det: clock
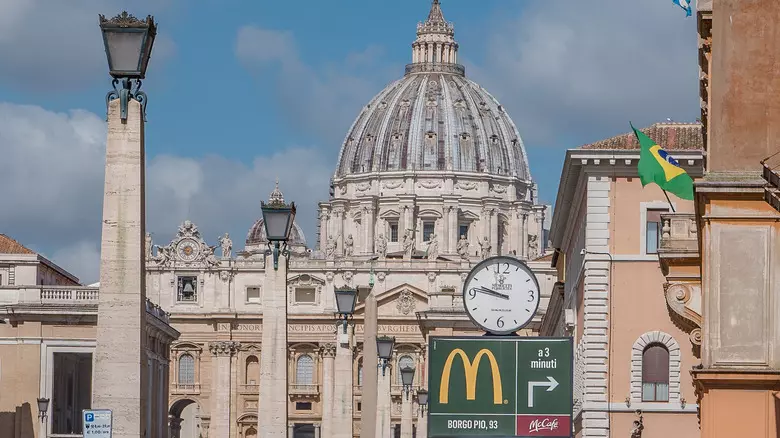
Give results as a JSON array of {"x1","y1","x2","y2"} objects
[
  {"x1": 176, "y1": 239, "x2": 200, "y2": 262},
  {"x1": 462, "y1": 255, "x2": 541, "y2": 335}
]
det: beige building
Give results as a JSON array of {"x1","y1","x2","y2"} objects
[
  {"x1": 0, "y1": 234, "x2": 180, "y2": 438},
  {"x1": 541, "y1": 123, "x2": 705, "y2": 438}
]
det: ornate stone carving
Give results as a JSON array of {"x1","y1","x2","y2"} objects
[
  {"x1": 427, "y1": 272, "x2": 437, "y2": 283},
  {"x1": 527, "y1": 234, "x2": 539, "y2": 259},
  {"x1": 345, "y1": 234, "x2": 354, "y2": 256},
  {"x1": 455, "y1": 181, "x2": 477, "y2": 191},
  {"x1": 402, "y1": 231, "x2": 415, "y2": 260},
  {"x1": 152, "y1": 220, "x2": 219, "y2": 268},
  {"x1": 479, "y1": 236, "x2": 491, "y2": 259},
  {"x1": 209, "y1": 341, "x2": 240, "y2": 356},
  {"x1": 320, "y1": 343, "x2": 337, "y2": 358},
  {"x1": 382, "y1": 180, "x2": 403, "y2": 190},
  {"x1": 663, "y1": 282, "x2": 703, "y2": 349},
  {"x1": 396, "y1": 289, "x2": 416, "y2": 315},
  {"x1": 427, "y1": 233, "x2": 439, "y2": 260},
  {"x1": 219, "y1": 270, "x2": 235, "y2": 282},
  {"x1": 145, "y1": 232, "x2": 153, "y2": 260},
  {"x1": 356, "y1": 182, "x2": 371, "y2": 192},
  {"x1": 325, "y1": 236, "x2": 337, "y2": 260},
  {"x1": 417, "y1": 180, "x2": 442, "y2": 189},
  {"x1": 376, "y1": 272, "x2": 386, "y2": 282},
  {"x1": 325, "y1": 272, "x2": 335, "y2": 282},
  {"x1": 342, "y1": 271, "x2": 354, "y2": 285},
  {"x1": 456, "y1": 235, "x2": 469, "y2": 260},
  {"x1": 375, "y1": 234, "x2": 388, "y2": 259},
  {"x1": 489, "y1": 183, "x2": 507, "y2": 194}
]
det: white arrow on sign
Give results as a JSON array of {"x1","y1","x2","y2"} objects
[{"x1": 527, "y1": 376, "x2": 559, "y2": 407}]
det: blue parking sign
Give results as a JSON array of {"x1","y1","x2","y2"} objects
[{"x1": 82, "y1": 409, "x2": 112, "y2": 437}]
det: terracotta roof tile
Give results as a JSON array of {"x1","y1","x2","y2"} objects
[
  {"x1": 0, "y1": 234, "x2": 35, "y2": 255},
  {"x1": 580, "y1": 122, "x2": 704, "y2": 151}
]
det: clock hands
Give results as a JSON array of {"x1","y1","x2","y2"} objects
[{"x1": 468, "y1": 286, "x2": 510, "y2": 300}]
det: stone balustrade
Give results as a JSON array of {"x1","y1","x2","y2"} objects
[
  {"x1": 659, "y1": 212, "x2": 699, "y2": 258},
  {"x1": 289, "y1": 383, "x2": 320, "y2": 396},
  {"x1": 172, "y1": 383, "x2": 201, "y2": 395}
]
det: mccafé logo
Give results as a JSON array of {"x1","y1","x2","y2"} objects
[
  {"x1": 439, "y1": 348, "x2": 503, "y2": 404},
  {"x1": 528, "y1": 418, "x2": 559, "y2": 434}
]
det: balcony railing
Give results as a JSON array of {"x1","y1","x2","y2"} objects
[
  {"x1": 172, "y1": 383, "x2": 201, "y2": 394},
  {"x1": 0, "y1": 286, "x2": 101, "y2": 305},
  {"x1": 240, "y1": 383, "x2": 259, "y2": 394},
  {"x1": 659, "y1": 213, "x2": 698, "y2": 257},
  {"x1": 289, "y1": 384, "x2": 320, "y2": 396}
]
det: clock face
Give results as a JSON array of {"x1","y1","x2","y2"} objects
[
  {"x1": 176, "y1": 239, "x2": 200, "y2": 262},
  {"x1": 462, "y1": 256, "x2": 541, "y2": 335}
]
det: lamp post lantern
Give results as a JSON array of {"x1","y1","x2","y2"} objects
[
  {"x1": 376, "y1": 336, "x2": 395, "y2": 376},
  {"x1": 334, "y1": 287, "x2": 358, "y2": 334},
  {"x1": 99, "y1": 11, "x2": 156, "y2": 121},
  {"x1": 260, "y1": 197, "x2": 297, "y2": 270},
  {"x1": 416, "y1": 389, "x2": 428, "y2": 413},
  {"x1": 400, "y1": 366, "x2": 415, "y2": 399},
  {"x1": 37, "y1": 397, "x2": 49, "y2": 437}
]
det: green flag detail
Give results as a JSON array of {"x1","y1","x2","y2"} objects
[{"x1": 631, "y1": 123, "x2": 694, "y2": 200}]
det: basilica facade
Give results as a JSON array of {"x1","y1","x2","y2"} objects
[{"x1": 149, "y1": 3, "x2": 554, "y2": 438}]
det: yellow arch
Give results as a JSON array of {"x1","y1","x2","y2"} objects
[{"x1": 439, "y1": 348, "x2": 503, "y2": 404}]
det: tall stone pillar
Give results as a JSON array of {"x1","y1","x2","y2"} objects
[
  {"x1": 92, "y1": 97, "x2": 148, "y2": 438},
  {"x1": 210, "y1": 341, "x2": 238, "y2": 437},
  {"x1": 375, "y1": 364, "x2": 392, "y2": 438},
  {"x1": 520, "y1": 214, "x2": 528, "y2": 259},
  {"x1": 288, "y1": 423, "x2": 294, "y2": 438},
  {"x1": 332, "y1": 331, "x2": 353, "y2": 438},
  {"x1": 314, "y1": 422, "x2": 321, "y2": 438},
  {"x1": 417, "y1": 409, "x2": 427, "y2": 438},
  {"x1": 319, "y1": 208, "x2": 329, "y2": 252},
  {"x1": 360, "y1": 292, "x2": 379, "y2": 438},
  {"x1": 448, "y1": 205, "x2": 458, "y2": 253},
  {"x1": 364, "y1": 205, "x2": 375, "y2": 255},
  {"x1": 258, "y1": 252, "x2": 289, "y2": 438},
  {"x1": 320, "y1": 344, "x2": 336, "y2": 438},
  {"x1": 489, "y1": 208, "x2": 498, "y2": 256},
  {"x1": 400, "y1": 393, "x2": 413, "y2": 438}
]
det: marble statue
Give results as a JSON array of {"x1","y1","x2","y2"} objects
[
  {"x1": 145, "y1": 233, "x2": 153, "y2": 259},
  {"x1": 219, "y1": 233, "x2": 232, "y2": 259},
  {"x1": 457, "y1": 235, "x2": 470, "y2": 260},
  {"x1": 427, "y1": 234, "x2": 439, "y2": 260},
  {"x1": 528, "y1": 234, "x2": 538, "y2": 259},
  {"x1": 402, "y1": 231, "x2": 415, "y2": 259},
  {"x1": 345, "y1": 234, "x2": 354, "y2": 256},
  {"x1": 375, "y1": 234, "x2": 388, "y2": 259},
  {"x1": 325, "y1": 236, "x2": 337, "y2": 259},
  {"x1": 479, "y1": 236, "x2": 491, "y2": 259}
]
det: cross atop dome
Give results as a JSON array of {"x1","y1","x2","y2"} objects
[
  {"x1": 409, "y1": 0, "x2": 461, "y2": 74},
  {"x1": 268, "y1": 177, "x2": 285, "y2": 204}
]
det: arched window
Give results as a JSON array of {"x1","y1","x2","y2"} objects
[
  {"x1": 357, "y1": 358, "x2": 363, "y2": 386},
  {"x1": 397, "y1": 355, "x2": 415, "y2": 385},
  {"x1": 245, "y1": 355, "x2": 260, "y2": 385},
  {"x1": 642, "y1": 344, "x2": 669, "y2": 401},
  {"x1": 296, "y1": 354, "x2": 314, "y2": 385},
  {"x1": 178, "y1": 354, "x2": 195, "y2": 385},
  {"x1": 246, "y1": 427, "x2": 257, "y2": 438}
]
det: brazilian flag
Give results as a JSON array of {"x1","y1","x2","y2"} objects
[{"x1": 631, "y1": 123, "x2": 694, "y2": 200}]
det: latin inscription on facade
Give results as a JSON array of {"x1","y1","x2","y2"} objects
[{"x1": 215, "y1": 322, "x2": 420, "y2": 334}]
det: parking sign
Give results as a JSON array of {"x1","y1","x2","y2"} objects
[{"x1": 82, "y1": 409, "x2": 112, "y2": 437}]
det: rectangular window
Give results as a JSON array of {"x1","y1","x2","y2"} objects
[
  {"x1": 459, "y1": 224, "x2": 469, "y2": 239},
  {"x1": 51, "y1": 352, "x2": 92, "y2": 435},
  {"x1": 295, "y1": 287, "x2": 316, "y2": 303},
  {"x1": 423, "y1": 221, "x2": 435, "y2": 242},
  {"x1": 177, "y1": 276, "x2": 198, "y2": 302},
  {"x1": 357, "y1": 402, "x2": 362, "y2": 412},
  {"x1": 296, "y1": 402, "x2": 312, "y2": 411},
  {"x1": 389, "y1": 222, "x2": 399, "y2": 242},
  {"x1": 246, "y1": 287, "x2": 261, "y2": 303},
  {"x1": 645, "y1": 209, "x2": 666, "y2": 254}
]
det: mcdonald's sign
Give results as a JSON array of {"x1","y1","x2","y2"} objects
[{"x1": 439, "y1": 348, "x2": 503, "y2": 404}]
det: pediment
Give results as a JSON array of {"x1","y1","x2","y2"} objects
[
  {"x1": 379, "y1": 209, "x2": 401, "y2": 219},
  {"x1": 355, "y1": 284, "x2": 428, "y2": 317},
  {"x1": 418, "y1": 209, "x2": 443, "y2": 218},
  {"x1": 459, "y1": 209, "x2": 480, "y2": 220},
  {"x1": 288, "y1": 274, "x2": 325, "y2": 286}
]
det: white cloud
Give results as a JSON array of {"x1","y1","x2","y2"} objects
[
  {"x1": 0, "y1": 0, "x2": 176, "y2": 90},
  {"x1": 235, "y1": 25, "x2": 397, "y2": 147},
  {"x1": 467, "y1": 0, "x2": 700, "y2": 147},
  {"x1": 0, "y1": 102, "x2": 332, "y2": 284}
]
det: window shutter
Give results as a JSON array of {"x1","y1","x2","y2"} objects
[{"x1": 642, "y1": 345, "x2": 669, "y2": 384}]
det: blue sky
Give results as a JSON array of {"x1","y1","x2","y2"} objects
[{"x1": 0, "y1": 0, "x2": 700, "y2": 282}]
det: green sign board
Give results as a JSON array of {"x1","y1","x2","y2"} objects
[{"x1": 428, "y1": 336, "x2": 573, "y2": 438}]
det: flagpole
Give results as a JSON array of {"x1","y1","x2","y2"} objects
[{"x1": 662, "y1": 190, "x2": 677, "y2": 212}]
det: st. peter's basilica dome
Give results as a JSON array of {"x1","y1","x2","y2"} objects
[{"x1": 334, "y1": 0, "x2": 530, "y2": 180}]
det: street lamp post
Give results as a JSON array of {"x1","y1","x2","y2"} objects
[
  {"x1": 334, "y1": 287, "x2": 358, "y2": 334},
  {"x1": 416, "y1": 389, "x2": 428, "y2": 413},
  {"x1": 37, "y1": 397, "x2": 49, "y2": 437},
  {"x1": 377, "y1": 336, "x2": 396, "y2": 376},
  {"x1": 261, "y1": 197, "x2": 297, "y2": 270},
  {"x1": 99, "y1": 11, "x2": 156, "y2": 121},
  {"x1": 400, "y1": 366, "x2": 415, "y2": 399},
  {"x1": 93, "y1": 10, "x2": 157, "y2": 438}
]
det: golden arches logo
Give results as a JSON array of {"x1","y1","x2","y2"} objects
[{"x1": 439, "y1": 348, "x2": 503, "y2": 404}]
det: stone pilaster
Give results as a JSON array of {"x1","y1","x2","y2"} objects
[
  {"x1": 319, "y1": 207, "x2": 330, "y2": 252},
  {"x1": 288, "y1": 423, "x2": 294, "y2": 438},
  {"x1": 400, "y1": 393, "x2": 413, "y2": 438},
  {"x1": 364, "y1": 205, "x2": 375, "y2": 255},
  {"x1": 334, "y1": 209, "x2": 345, "y2": 256},
  {"x1": 417, "y1": 408, "x2": 427, "y2": 438},
  {"x1": 314, "y1": 422, "x2": 321, "y2": 438},
  {"x1": 376, "y1": 363, "x2": 392, "y2": 438},
  {"x1": 320, "y1": 343, "x2": 336, "y2": 438},
  {"x1": 489, "y1": 208, "x2": 498, "y2": 256},
  {"x1": 521, "y1": 213, "x2": 528, "y2": 259},
  {"x1": 210, "y1": 341, "x2": 239, "y2": 438},
  {"x1": 332, "y1": 332, "x2": 353, "y2": 438},
  {"x1": 258, "y1": 252, "x2": 289, "y2": 438},
  {"x1": 92, "y1": 97, "x2": 148, "y2": 438}
]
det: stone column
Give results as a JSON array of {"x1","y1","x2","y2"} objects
[
  {"x1": 320, "y1": 344, "x2": 336, "y2": 438},
  {"x1": 314, "y1": 422, "x2": 321, "y2": 438},
  {"x1": 365, "y1": 206, "x2": 375, "y2": 255},
  {"x1": 400, "y1": 392, "x2": 413, "y2": 438},
  {"x1": 210, "y1": 341, "x2": 238, "y2": 438},
  {"x1": 335, "y1": 209, "x2": 345, "y2": 256},
  {"x1": 319, "y1": 209, "x2": 329, "y2": 252},
  {"x1": 92, "y1": 97, "x2": 148, "y2": 438},
  {"x1": 521, "y1": 214, "x2": 528, "y2": 259},
  {"x1": 332, "y1": 330, "x2": 353, "y2": 438},
  {"x1": 489, "y1": 208, "x2": 498, "y2": 256},
  {"x1": 258, "y1": 252, "x2": 289, "y2": 438},
  {"x1": 169, "y1": 416, "x2": 182, "y2": 438},
  {"x1": 360, "y1": 290, "x2": 379, "y2": 438},
  {"x1": 376, "y1": 363, "x2": 392, "y2": 438},
  {"x1": 449, "y1": 206, "x2": 458, "y2": 254},
  {"x1": 288, "y1": 423, "x2": 294, "y2": 438}
]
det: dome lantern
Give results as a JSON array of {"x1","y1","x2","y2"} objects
[{"x1": 409, "y1": 0, "x2": 462, "y2": 75}]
